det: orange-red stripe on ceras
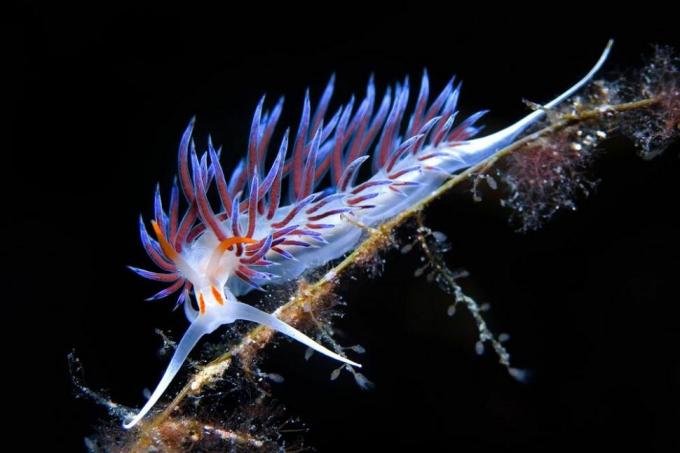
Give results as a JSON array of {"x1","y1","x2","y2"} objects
[{"x1": 150, "y1": 220, "x2": 179, "y2": 261}]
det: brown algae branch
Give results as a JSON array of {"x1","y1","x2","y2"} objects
[
  {"x1": 128, "y1": 96, "x2": 658, "y2": 449},
  {"x1": 472, "y1": 97, "x2": 659, "y2": 175},
  {"x1": 412, "y1": 212, "x2": 522, "y2": 379}
]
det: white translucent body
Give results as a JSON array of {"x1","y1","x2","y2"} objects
[{"x1": 124, "y1": 42, "x2": 611, "y2": 429}]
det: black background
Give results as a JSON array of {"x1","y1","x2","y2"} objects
[{"x1": 5, "y1": 3, "x2": 679, "y2": 452}]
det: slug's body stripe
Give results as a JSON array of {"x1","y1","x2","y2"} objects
[
  {"x1": 198, "y1": 293, "x2": 206, "y2": 314},
  {"x1": 124, "y1": 42, "x2": 613, "y2": 429},
  {"x1": 211, "y1": 286, "x2": 225, "y2": 304}
]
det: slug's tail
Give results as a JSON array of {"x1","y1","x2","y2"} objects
[
  {"x1": 123, "y1": 320, "x2": 207, "y2": 429},
  {"x1": 226, "y1": 300, "x2": 361, "y2": 368},
  {"x1": 454, "y1": 40, "x2": 614, "y2": 164}
]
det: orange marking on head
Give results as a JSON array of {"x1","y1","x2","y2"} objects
[
  {"x1": 217, "y1": 236, "x2": 257, "y2": 253},
  {"x1": 151, "y1": 220, "x2": 179, "y2": 261},
  {"x1": 211, "y1": 286, "x2": 224, "y2": 305},
  {"x1": 198, "y1": 292, "x2": 206, "y2": 314}
]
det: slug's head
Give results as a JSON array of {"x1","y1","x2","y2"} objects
[{"x1": 148, "y1": 219, "x2": 257, "y2": 312}]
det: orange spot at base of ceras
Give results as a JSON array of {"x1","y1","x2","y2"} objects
[
  {"x1": 211, "y1": 286, "x2": 224, "y2": 305},
  {"x1": 216, "y1": 236, "x2": 258, "y2": 253},
  {"x1": 198, "y1": 292, "x2": 206, "y2": 314},
  {"x1": 150, "y1": 220, "x2": 179, "y2": 261}
]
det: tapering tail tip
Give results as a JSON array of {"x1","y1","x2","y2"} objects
[
  {"x1": 543, "y1": 38, "x2": 613, "y2": 110},
  {"x1": 453, "y1": 39, "x2": 615, "y2": 164}
]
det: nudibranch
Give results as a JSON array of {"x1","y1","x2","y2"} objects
[{"x1": 123, "y1": 42, "x2": 612, "y2": 428}]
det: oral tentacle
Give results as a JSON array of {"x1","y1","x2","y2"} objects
[
  {"x1": 123, "y1": 318, "x2": 210, "y2": 429},
  {"x1": 225, "y1": 300, "x2": 361, "y2": 368}
]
